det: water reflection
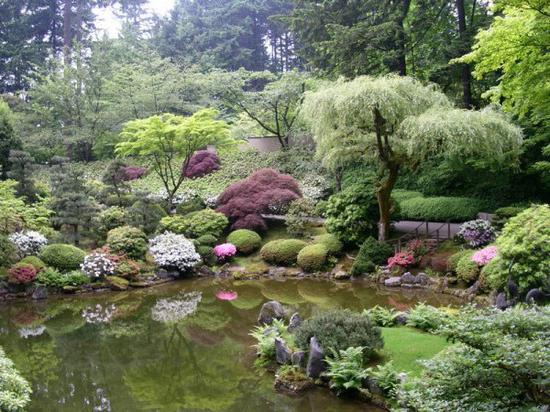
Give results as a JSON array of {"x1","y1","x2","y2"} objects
[{"x1": 0, "y1": 278, "x2": 461, "y2": 411}]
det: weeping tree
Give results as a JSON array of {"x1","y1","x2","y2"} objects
[
  {"x1": 116, "y1": 109, "x2": 234, "y2": 207},
  {"x1": 302, "y1": 75, "x2": 523, "y2": 241}
]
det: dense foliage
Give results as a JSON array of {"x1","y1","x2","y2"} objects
[
  {"x1": 259, "y1": 239, "x2": 307, "y2": 265},
  {"x1": 400, "y1": 197, "x2": 487, "y2": 222},
  {"x1": 40, "y1": 244, "x2": 86, "y2": 272},
  {"x1": 226, "y1": 229, "x2": 261, "y2": 255},
  {"x1": 184, "y1": 150, "x2": 220, "y2": 178},
  {"x1": 0, "y1": 346, "x2": 31, "y2": 411},
  {"x1": 297, "y1": 244, "x2": 328, "y2": 272},
  {"x1": 106, "y1": 226, "x2": 148, "y2": 260},
  {"x1": 149, "y1": 232, "x2": 201, "y2": 271},
  {"x1": 350, "y1": 237, "x2": 394, "y2": 276}
]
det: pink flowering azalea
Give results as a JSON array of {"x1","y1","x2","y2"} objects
[
  {"x1": 216, "y1": 290, "x2": 238, "y2": 301},
  {"x1": 471, "y1": 245, "x2": 498, "y2": 266},
  {"x1": 213, "y1": 243, "x2": 237, "y2": 262},
  {"x1": 387, "y1": 251, "x2": 415, "y2": 269}
]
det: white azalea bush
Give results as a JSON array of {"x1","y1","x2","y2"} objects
[
  {"x1": 8, "y1": 230, "x2": 47, "y2": 257},
  {"x1": 149, "y1": 232, "x2": 201, "y2": 271},
  {"x1": 81, "y1": 252, "x2": 116, "y2": 279}
]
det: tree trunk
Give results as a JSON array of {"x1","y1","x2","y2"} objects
[
  {"x1": 376, "y1": 163, "x2": 399, "y2": 242},
  {"x1": 456, "y1": 0, "x2": 472, "y2": 108},
  {"x1": 395, "y1": 0, "x2": 412, "y2": 76},
  {"x1": 63, "y1": 0, "x2": 72, "y2": 65}
]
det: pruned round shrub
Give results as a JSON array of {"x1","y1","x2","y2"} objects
[
  {"x1": 149, "y1": 232, "x2": 201, "y2": 271},
  {"x1": 495, "y1": 204, "x2": 550, "y2": 291},
  {"x1": 81, "y1": 252, "x2": 117, "y2": 279},
  {"x1": 8, "y1": 263, "x2": 37, "y2": 285},
  {"x1": 295, "y1": 309, "x2": 383, "y2": 360},
  {"x1": 197, "y1": 245, "x2": 216, "y2": 265},
  {"x1": 312, "y1": 234, "x2": 343, "y2": 256},
  {"x1": 195, "y1": 234, "x2": 218, "y2": 247},
  {"x1": 106, "y1": 226, "x2": 148, "y2": 260},
  {"x1": 94, "y1": 206, "x2": 127, "y2": 237},
  {"x1": 159, "y1": 209, "x2": 228, "y2": 239},
  {"x1": 457, "y1": 219, "x2": 495, "y2": 248},
  {"x1": 184, "y1": 150, "x2": 220, "y2": 178},
  {"x1": 120, "y1": 166, "x2": 147, "y2": 181},
  {"x1": 324, "y1": 184, "x2": 380, "y2": 245},
  {"x1": 213, "y1": 243, "x2": 237, "y2": 262},
  {"x1": 226, "y1": 229, "x2": 262, "y2": 254},
  {"x1": 217, "y1": 168, "x2": 301, "y2": 231},
  {"x1": 350, "y1": 237, "x2": 394, "y2": 276},
  {"x1": 399, "y1": 196, "x2": 486, "y2": 222},
  {"x1": 8, "y1": 230, "x2": 47, "y2": 258},
  {"x1": 297, "y1": 244, "x2": 328, "y2": 272},
  {"x1": 19, "y1": 256, "x2": 46, "y2": 272},
  {"x1": 456, "y1": 251, "x2": 480, "y2": 283},
  {"x1": 40, "y1": 244, "x2": 86, "y2": 271},
  {"x1": 260, "y1": 239, "x2": 307, "y2": 265}
]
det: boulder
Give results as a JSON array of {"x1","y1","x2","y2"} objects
[
  {"x1": 275, "y1": 337, "x2": 292, "y2": 364},
  {"x1": 401, "y1": 272, "x2": 416, "y2": 284},
  {"x1": 287, "y1": 312, "x2": 302, "y2": 332},
  {"x1": 32, "y1": 285, "x2": 48, "y2": 300},
  {"x1": 465, "y1": 280, "x2": 480, "y2": 297},
  {"x1": 196, "y1": 265, "x2": 216, "y2": 277},
  {"x1": 62, "y1": 285, "x2": 78, "y2": 294},
  {"x1": 384, "y1": 277, "x2": 402, "y2": 287},
  {"x1": 414, "y1": 272, "x2": 429, "y2": 285},
  {"x1": 333, "y1": 271, "x2": 350, "y2": 280},
  {"x1": 306, "y1": 337, "x2": 326, "y2": 379},
  {"x1": 526, "y1": 288, "x2": 547, "y2": 305},
  {"x1": 507, "y1": 279, "x2": 519, "y2": 299},
  {"x1": 495, "y1": 292, "x2": 512, "y2": 310},
  {"x1": 105, "y1": 276, "x2": 129, "y2": 291},
  {"x1": 156, "y1": 268, "x2": 179, "y2": 279},
  {"x1": 394, "y1": 313, "x2": 408, "y2": 325},
  {"x1": 291, "y1": 351, "x2": 306, "y2": 368},
  {"x1": 258, "y1": 300, "x2": 285, "y2": 325}
]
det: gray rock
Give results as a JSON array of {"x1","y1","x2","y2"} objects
[
  {"x1": 287, "y1": 313, "x2": 302, "y2": 332},
  {"x1": 196, "y1": 265, "x2": 215, "y2": 277},
  {"x1": 394, "y1": 313, "x2": 408, "y2": 325},
  {"x1": 365, "y1": 377, "x2": 383, "y2": 396},
  {"x1": 291, "y1": 351, "x2": 306, "y2": 368},
  {"x1": 507, "y1": 279, "x2": 519, "y2": 299},
  {"x1": 384, "y1": 276, "x2": 402, "y2": 287},
  {"x1": 415, "y1": 272, "x2": 429, "y2": 285},
  {"x1": 495, "y1": 292, "x2": 511, "y2": 310},
  {"x1": 156, "y1": 268, "x2": 178, "y2": 279},
  {"x1": 275, "y1": 337, "x2": 292, "y2": 364},
  {"x1": 306, "y1": 337, "x2": 326, "y2": 379},
  {"x1": 465, "y1": 280, "x2": 480, "y2": 296},
  {"x1": 258, "y1": 300, "x2": 285, "y2": 325},
  {"x1": 32, "y1": 285, "x2": 48, "y2": 300},
  {"x1": 401, "y1": 272, "x2": 416, "y2": 284},
  {"x1": 334, "y1": 271, "x2": 350, "y2": 280},
  {"x1": 526, "y1": 288, "x2": 547, "y2": 304}
]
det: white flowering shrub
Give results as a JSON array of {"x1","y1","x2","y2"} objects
[
  {"x1": 299, "y1": 174, "x2": 331, "y2": 202},
  {"x1": 149, "y1": 232, "x2": 201, "y2": 271},
  {"x1": 151, "y1": 291, "x2": 202, "y2": 323},
  {"x1": 8, "y1": 230, "x2": 47, "y2": 257},
  {"x1": 81, "y1": 252, "x2": 116, "y2": 279},
  {"x1": 203, "y1": 193, "x2": 219, "y2": 208}
]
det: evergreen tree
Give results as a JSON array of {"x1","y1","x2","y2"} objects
[
  {"x1": 101, "y1": 159, "x2": 131, "y2": 205},
  {"x1": 7, "y1": 150, "x2": 38, "y2": 203},
  {"x1": 0, "y1": 100, "x2": 21, "y2": 179}
]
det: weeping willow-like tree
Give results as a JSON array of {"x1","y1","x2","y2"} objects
[{"x1": 302, "y1": 75, "x2": 523, "y2": 241}]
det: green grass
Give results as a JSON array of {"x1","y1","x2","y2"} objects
[{"x1": 380, "y1": 327, "x2": 449, "y2": 376}]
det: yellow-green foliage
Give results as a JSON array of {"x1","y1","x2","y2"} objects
[
  {"x1": 160, "y1": 208, "x2": 228, "y2": 239},
  {"x1": 19, "y1": 256, "x2": 46, "y2": 272},
  {"x1": 0, "y1": 346, "x2": 32, "y2": 411},
  {"x1": 312, "y1": 233, "x2": 343, "y2": 255},
  {"x1": 227, "y1": 229, "x2": 262, "y2": 254},
  {"x1": 447, "y1": 249, "x2": 472, "y2": 273},
  {"x1": 260, "y1": 239, "x2": 307, "y2": 265},
  {"x1": 297, "y1": 244, "x2": 328, "y2": 272},
  {"x1": 106, "y1": 226, "x2": 148, "y2": 259},
  {"x1": 40, "y1": 244, "x2": 86, "y2": 271},
  {"x1": 455, "y1": 251, "x2": 480, "y2": 283}
]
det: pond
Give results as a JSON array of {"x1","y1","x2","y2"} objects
[{"x1": 0, "y1": 278, "x2": 460, "y2": 411}]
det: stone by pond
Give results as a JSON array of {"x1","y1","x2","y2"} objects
[{"x1": 0, "y1": 277, "x2": 462, "y2": 411}]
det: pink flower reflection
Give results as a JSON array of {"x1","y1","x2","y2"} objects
[{"x1": 216, "y1": 290, "x2": 238, "y2": 301}]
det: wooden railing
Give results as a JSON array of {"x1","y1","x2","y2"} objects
[{"x1": 390, "y1": 220, "x2": 453, "y2": 252}]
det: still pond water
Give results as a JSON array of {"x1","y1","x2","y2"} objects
[{"x1": 0, "y1": 278, "x2": 459, "y2": 411}]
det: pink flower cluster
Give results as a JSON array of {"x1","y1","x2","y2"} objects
[
  {"x1": 213, "y1": 243, "x2": 237, "y2": 262},
  {"x1": 471, "y1": 245, "x2": 498, "y2": 266},
  {"x1": 387, "y1": 251, "x2": 415, "y2": 269}
]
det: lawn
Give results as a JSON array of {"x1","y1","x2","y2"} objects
[{"x1": 380, "y1": 327, "x2": 450, "y2": 376}]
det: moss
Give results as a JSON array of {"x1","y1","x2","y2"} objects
[
  {"x1": 105, "y1": 276, "x2": 130, "y2": 291},
  {"x1": 260, "y1": 239, "x2": 307, "y2": 265},
  {"x1": 226, "y1": 229, "x2": 262, "y2": 254},
  {"x1": 297, "y1": 244, "x2": 328, "y2": 272},
  {"x1": 40, "y1": 244, "x2": 86, "y2": 271},
  {"x1": 312, "y1": 233, "x2": 343, "y2": 255}
]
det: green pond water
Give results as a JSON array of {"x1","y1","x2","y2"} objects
[{"x1": 0, "y1": 278, "x2": 460, "y2": 412}]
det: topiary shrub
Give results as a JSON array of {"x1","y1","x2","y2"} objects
[
  {"x1": 324, "y1": 184, "x2": 380, "y2": 246},
  {"x1": 184, "y1": 150, "x2": 221, "y2": 178},
  {"x1": 8, "y1": 263, "x2": 37, "y2": 284},
  {"x1": 495, "y1": 204, "x2": 550, "y2": 291},
  {"x1": 455, "y1": 251, "x2": 480, "y2": 283},
  {"x1": 391, "y1": 190, "x2": 424, "y2": 203},
  {"x1": 297, "y1": 244, "x2": 328, "y2": 272},
  {"x1": 260, "y1": 239, "x2": 307, "y2": 265},
  {"x1": 217, "y1": 168, "x2": 301, "y2": 231},
  {"x1": 197, "y1": 245, "x2": 216, "y2": 265},
  {"x1": 94, "y1": 206, "x2": 127, "y2": 238},
  {"x1": 295, "y1": 309, "x2": 383, "y2": 361},
  {"x1": 19, "y1": 256, "x2": 46, "y2": 272},
  {"x1": 175, "y1": 196, "x2": 205, "y2": 215},
  {"x1": 195, "y1": 234, "x2": 218, "y2": 247},
  {"x1": 350, "y1": 237, "x2": 393, "y2": 276},
  {"x1": 159, "y1": 209, "x2": 228, "y2": 239},
  {"x1": 226, "y1": 229, "x2": 262, "y2": 255},
  {"x1": 312, "y1": 234, "x2": 343, "y2": 256},
  {"x1": 40, "y1": 244, "x2": 86, "y2": 271},
  {"x1": 106, "y1": 226, "x2": 148, "y2": 260},
  {"x1": 399, "y1": 196, "x2": 486, "y2": 222}
]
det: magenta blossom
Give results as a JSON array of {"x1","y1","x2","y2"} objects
[
  {"x1": 213, "y1": 243, "x2": 237, "y2": 262},
  {"x1": 216, "y1": 290, "x2": 238, "y2": 301},
  {"x1": 471, "y1": 245, "x2": 498, "y2": 266},
  {"x1": 387, "y1": 251, "x2": 415, "y2": 269}
]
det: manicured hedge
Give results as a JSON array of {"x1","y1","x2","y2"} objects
[
  {"x1": 226, "y1": 229, "x2": 262, "y2": 255},
  {"x1": 399, "y1": 196, "x2": 486, "y2": 222},
  {"x1": 297, "y1": 244, "x2": 328, "y2": 272},
  {"x1": 312, "y1": 233, "x2": 343, "y2": 256},
  {"x1": 260, "y1": 239, "x2": 307, "y2": 265},
  {"x1": 40, "y1": 244, "x2": 86, "y2": 271}
]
